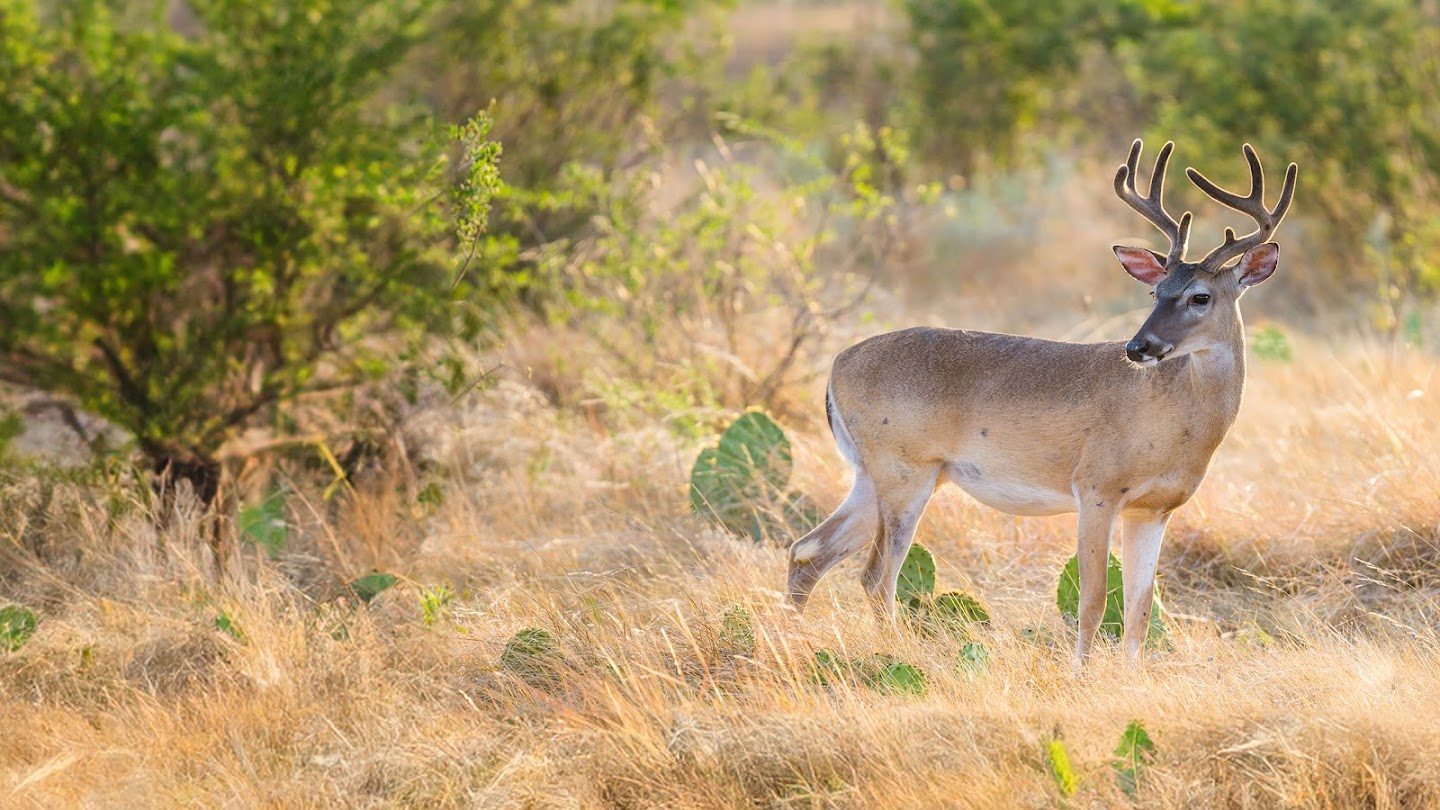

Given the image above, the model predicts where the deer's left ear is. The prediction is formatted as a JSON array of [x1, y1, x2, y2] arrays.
[[1114, 246, 1169, 285], [1236, 243, 1279, 287]]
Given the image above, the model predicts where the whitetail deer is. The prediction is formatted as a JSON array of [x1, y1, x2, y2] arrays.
[[787, 140, 1296, 665]]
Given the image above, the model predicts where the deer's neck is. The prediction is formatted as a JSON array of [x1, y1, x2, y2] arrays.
[[1169, 321, 1247, 436]]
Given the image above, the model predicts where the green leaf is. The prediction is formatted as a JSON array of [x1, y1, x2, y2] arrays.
[[1113, 720, 1157, 795], [1047, 737, 1078, 798], [349, 571, 398, 604], [214, 610, 243, 641], [419, 584, 454, 628], [237, 491, 287, 558], [896, 543, 937, 606], [0, 606, 38, 652]]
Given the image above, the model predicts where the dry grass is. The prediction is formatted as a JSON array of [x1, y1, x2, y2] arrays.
[[4, 132, 1440, 807], [3, 322, 1440, 808]]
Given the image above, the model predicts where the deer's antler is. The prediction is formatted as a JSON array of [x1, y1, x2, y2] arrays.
[[1187, 144, 1298, 273], [1114, 139, 1193, 268]]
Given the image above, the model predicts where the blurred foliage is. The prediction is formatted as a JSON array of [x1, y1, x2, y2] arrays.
[[0, 0, 499, 494], [5, 0, 1440, 500], [897, 0, 1440, 299], [1129, 0, 1440, 298], [901, 0, 1184, 174]]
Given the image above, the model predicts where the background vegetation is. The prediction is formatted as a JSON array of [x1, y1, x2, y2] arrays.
[[2, 0, 1440, 806]]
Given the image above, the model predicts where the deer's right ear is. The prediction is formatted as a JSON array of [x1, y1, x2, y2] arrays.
[[1113, 246, 1169, 285]]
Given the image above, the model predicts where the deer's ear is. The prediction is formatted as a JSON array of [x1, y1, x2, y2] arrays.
[[1113, 246, 1168, 285], [1236, 242, 1279, 287]]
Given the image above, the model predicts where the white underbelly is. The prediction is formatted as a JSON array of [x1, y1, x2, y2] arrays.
[[944, 461, 1074, 517]]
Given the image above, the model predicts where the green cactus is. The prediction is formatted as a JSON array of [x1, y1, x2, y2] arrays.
[[860, 654, 928, 696], [933, 591, 990, 625], [348, 571, 398, 605], [500, 627, 561, 684], [895, 543, 937, 609], [689, 412, 796, 542], [1056, 554, 1168, 642], [894, 544, 989, 637], [957, 641, 989, 674], [719, 605, 755, 652]]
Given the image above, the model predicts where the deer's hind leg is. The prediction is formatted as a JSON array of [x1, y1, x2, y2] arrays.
[[786, 471, 880, 609], [861, 462, 943, 620]]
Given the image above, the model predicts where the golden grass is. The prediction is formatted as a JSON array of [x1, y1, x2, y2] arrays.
[[3, 319, 1440, 808]]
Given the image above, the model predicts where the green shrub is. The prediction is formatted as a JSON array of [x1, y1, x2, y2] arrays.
[[0, 0, 502, 499]]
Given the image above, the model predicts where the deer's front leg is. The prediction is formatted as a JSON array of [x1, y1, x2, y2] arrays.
[[1120, 510, 1170, 665], [1074, 497, 1120, 666]]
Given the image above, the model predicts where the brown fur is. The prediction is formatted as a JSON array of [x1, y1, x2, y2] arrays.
[[787, 256, 1267, 667]]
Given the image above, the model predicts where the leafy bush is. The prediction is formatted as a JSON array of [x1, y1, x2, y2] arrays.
[[1127, 0, 1440, 297], [1056, 553, 1168, 643], [0, 0, 502, 500], [509, 119, 915, 424], [901, 0, 1175, 173]]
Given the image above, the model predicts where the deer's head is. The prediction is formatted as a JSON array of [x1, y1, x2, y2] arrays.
[[1111, 140, 1297, 366]]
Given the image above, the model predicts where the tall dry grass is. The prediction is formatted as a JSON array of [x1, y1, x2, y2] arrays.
[[4, 150, 1440, 808], [4, 325, 1440, 808]]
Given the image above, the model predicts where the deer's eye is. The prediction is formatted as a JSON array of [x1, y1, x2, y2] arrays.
[[1191, 293, 1211, 306]]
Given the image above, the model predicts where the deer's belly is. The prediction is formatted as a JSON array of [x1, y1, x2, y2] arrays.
[[944, 461, 1075, 517]]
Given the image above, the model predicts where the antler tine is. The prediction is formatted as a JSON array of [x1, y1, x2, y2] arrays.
[[1187, 144, 1299, 272], [1113, 139, 1191, 267]]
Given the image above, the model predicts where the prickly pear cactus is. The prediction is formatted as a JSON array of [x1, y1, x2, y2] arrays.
[[500, 627, 562, 685], [895, 544, 937, 609], [1057, 554, 1168, 642], [933, 591, 990, 625], [689, 412, 797, 542]]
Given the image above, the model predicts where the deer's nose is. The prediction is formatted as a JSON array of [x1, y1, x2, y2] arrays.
[[1125, 339, 1149, 363]]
